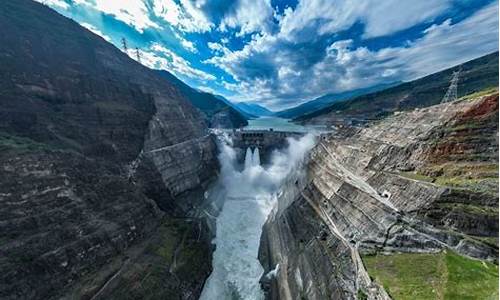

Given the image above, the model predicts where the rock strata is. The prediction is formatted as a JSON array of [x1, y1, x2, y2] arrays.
[[0, 1, 218, 299], [260, 93, 498, 299]]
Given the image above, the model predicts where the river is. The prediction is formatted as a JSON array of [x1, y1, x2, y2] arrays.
[[243, 116, 327, 132], [199, 133, 316, 300]]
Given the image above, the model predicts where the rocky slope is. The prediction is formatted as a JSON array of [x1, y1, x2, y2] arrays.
[[157, 70, 248, 128], [0, 1, 218, 299], [259, 91, 498, 299]]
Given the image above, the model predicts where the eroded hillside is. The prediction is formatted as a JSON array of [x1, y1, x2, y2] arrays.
[[259, 91, 499, 299], [0, 1, 218, 299]]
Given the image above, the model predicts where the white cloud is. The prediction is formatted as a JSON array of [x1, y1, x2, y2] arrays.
[[207, 42, 231, 55], [173, 32, 198, 53], [152, 0, 274, 35], [218, 0, 275, 35], [360, 0, 451, 38], [198, 85, 219, 95], [35, 0, 69, 9], [278, 0, 452, 41], [74, 0, 159, 32], [206, 2, 499, 109], [37, 0, 499, 110], [152, 0, 213, 32], [143, 43, 216, 81], [80, 22, 112, 42]]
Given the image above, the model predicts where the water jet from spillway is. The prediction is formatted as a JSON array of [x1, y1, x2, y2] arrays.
[[244, 147, 253, 170], [252, 147, 260, 166]]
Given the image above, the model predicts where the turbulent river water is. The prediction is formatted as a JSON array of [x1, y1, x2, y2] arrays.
[[199, 133, 316, 300]]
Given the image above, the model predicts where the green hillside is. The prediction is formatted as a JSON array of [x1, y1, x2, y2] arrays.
[[297, 52, 499, 123]]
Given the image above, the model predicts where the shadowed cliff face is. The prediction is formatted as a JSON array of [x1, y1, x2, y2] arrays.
[[0, 1, 218, 299], [259, 92, 498, 299]]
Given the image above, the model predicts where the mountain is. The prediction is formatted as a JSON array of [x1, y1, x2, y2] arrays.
[[260, 90, 499, 299], [214, 95, 257, 119], [297, 52, 499, 124], [0, 1, 217, 298], [234, 102, 274, 117], [156, 70, 248, 128], [275, 82, 399, 119]]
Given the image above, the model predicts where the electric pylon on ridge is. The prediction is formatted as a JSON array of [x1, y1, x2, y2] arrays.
[[441, 68, 461, 103]]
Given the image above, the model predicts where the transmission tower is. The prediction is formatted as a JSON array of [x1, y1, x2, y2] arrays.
[[441, 68, 461, 103], [121, 37, 128, 53], [135, 47, 141, 63]]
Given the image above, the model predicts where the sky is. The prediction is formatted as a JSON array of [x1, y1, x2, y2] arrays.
[[36, 0, 499, 110]]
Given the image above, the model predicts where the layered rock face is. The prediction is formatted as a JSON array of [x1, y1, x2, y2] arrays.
[[259, 93, 498, 299], [0, 1, 217, 299]]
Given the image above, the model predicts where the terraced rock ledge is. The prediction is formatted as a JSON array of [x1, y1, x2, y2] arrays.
[[259, 91, 499, 299]]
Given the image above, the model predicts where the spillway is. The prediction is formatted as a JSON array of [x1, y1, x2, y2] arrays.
[[200, 133, 316, 300]]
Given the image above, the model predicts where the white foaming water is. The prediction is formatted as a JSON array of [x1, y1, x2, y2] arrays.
[[252, 147, 260, 166], [244, 147, 253, 170], [200, 133, 316, 300]]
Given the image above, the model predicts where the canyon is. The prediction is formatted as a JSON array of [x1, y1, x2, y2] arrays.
[[0, 1, 498, 300], [259, 91, 498, 299]]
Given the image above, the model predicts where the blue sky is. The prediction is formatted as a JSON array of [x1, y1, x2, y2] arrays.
[[37, 0, 498, 110]]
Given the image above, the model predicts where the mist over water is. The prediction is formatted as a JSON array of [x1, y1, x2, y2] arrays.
[[200, 133, 316, 300]]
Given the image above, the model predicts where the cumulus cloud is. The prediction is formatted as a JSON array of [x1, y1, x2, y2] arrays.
[[315, 2, 499, 87], [278, 0, 452, 41], [217, 0, 275, 35], [152, 0, 275, 35], [140, 43, 216, 81], [173, 31, 198, 53], [152, 0, 213, 32], [74, 0, 159, 32], [206, 2, 499, 109], [81, 22, 112, 41], [35, 0, 69, 9], [207, 42, 231, 55], [39, 0, 499, 110]]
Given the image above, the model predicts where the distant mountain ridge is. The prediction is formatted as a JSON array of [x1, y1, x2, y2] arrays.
[[214, 95, 257, 119], [156, 70, 248, 128], [275, 82, 400, 119], [234, 102, 274, 117], [297, 52, 499, 124]]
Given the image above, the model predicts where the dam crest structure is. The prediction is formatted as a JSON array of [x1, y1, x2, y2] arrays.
[[217, 128, 306, 163]]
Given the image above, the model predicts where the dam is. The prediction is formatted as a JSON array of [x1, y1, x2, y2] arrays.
[[200, 132, 317, 300], [227, 129, 305, 163]]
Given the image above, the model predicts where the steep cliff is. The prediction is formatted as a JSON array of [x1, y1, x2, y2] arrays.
[[0, 1, 218, 299], [260, 91, 498, 299]]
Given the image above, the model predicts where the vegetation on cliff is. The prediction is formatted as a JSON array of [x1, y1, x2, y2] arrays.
[[363, 251, 499, 300]]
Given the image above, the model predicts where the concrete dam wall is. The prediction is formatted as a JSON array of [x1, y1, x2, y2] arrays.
[[227, 130, 305, 164]]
